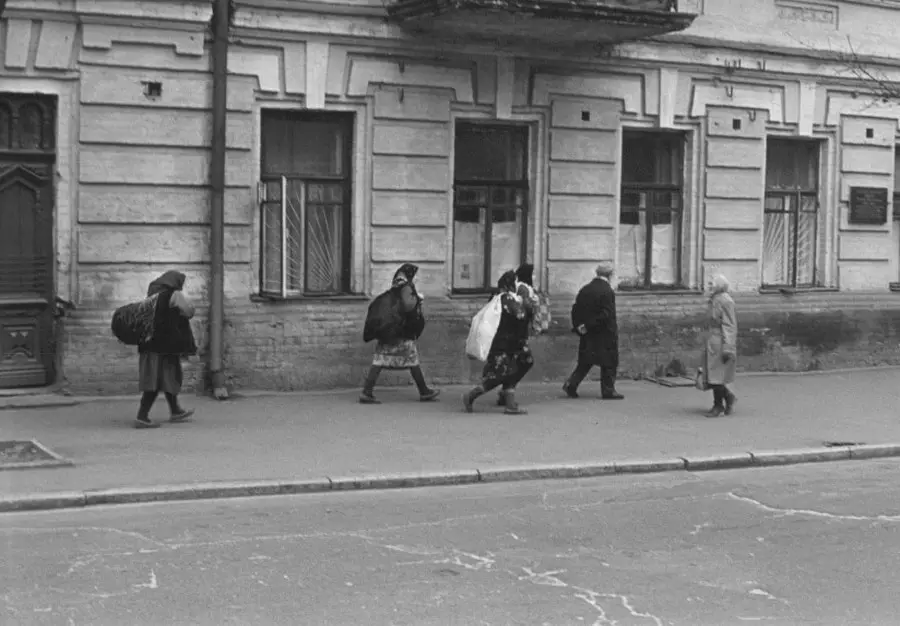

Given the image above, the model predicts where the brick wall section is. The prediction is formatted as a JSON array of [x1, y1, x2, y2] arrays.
[[60, 292, 900, 395]]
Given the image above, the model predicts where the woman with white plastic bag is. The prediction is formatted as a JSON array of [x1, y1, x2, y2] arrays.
[[463, 270, 536, 415], [465, 293, 503, 362]]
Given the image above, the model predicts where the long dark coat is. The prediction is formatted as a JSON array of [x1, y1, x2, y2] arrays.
[[571, 277, 619, 368]]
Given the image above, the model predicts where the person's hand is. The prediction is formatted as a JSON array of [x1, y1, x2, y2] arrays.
[[577, 324, 588, 336], [722, 352, 735, 364]]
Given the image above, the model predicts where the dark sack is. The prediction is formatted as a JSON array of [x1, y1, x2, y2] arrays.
[[363, 290, 402, 343], [405, 301, 426, 340], [111, 293, 160, 346]]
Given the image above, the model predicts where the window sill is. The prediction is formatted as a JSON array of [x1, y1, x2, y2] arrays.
[[250, 293, 370, 303], [616, 287, 701, 296], [758, 287, 839, 295], [448, 291, 497, 300], [889, 283, 900, 293]]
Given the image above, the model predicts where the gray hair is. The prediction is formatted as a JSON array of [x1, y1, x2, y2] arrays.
[[595, 262, 615, 278], [710, 273, 731, 293]]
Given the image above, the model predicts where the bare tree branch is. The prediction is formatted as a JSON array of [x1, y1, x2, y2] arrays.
[[835, 35, 900, 102]]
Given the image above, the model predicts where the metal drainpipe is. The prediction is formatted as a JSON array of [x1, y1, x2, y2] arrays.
[[209, 0, 229, 400]]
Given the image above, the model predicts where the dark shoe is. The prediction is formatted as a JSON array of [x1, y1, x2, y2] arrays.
[[359, 392, 381, 405], [724, 392, 737, 416], [419, 388, 441, 402], [497, 390, 508, 406], [562, 382, 579, 399], [169, 408, 194, 423], [462, 387, 484, 413], [602, 392, 625, 400], [134, 417, 160, 429], [705, 405, 725, 418], [502, 391, 528, 415]]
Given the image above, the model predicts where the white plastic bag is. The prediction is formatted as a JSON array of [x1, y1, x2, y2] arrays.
[[465, 294, 503, 362]]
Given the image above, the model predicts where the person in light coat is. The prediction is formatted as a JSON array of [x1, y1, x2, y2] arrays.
[[702, 274, 738, 417]]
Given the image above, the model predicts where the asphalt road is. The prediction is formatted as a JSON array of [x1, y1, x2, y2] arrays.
[[3, 460, 900, 626]]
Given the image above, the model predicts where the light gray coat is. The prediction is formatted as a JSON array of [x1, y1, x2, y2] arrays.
[[702, 291, 737, 386]]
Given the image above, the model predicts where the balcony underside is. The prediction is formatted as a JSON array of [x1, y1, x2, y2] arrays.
[[387, 0, 697, 46]]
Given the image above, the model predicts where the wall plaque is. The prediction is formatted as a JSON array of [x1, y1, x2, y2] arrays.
[[849, 186, 888, 225]]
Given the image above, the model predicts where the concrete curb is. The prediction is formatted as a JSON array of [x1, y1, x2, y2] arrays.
[[2, 444, 900, 515]]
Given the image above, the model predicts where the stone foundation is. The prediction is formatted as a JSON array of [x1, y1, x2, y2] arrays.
[[59, 292, 900, 395]]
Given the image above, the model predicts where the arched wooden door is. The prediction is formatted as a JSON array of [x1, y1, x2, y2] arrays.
[[0, 94, 56, 388]]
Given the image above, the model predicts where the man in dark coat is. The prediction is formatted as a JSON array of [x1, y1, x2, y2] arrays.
[[563, 263, 624, 400]]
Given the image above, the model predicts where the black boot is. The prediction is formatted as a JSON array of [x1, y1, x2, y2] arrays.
[[360, 366, 382, 404], [562, 381, 579, 399], [497, 389, 509, 406], [724, 388, 738, 416], [502, 390, 528, 415], [135, 392, 161, 429], [705, 386, 725, 418], [410, 366, 440, 402], [463, 386, 485, 413]]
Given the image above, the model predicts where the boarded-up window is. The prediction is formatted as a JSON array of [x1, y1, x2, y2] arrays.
[[618, 131, 685, 290], [763, 138, 820, 288], [452, 123, 529, 291], [258, 111, 353, 296]]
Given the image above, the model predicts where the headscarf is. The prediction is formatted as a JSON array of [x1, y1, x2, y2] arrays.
[[710, 273, 731, 295], [147, 270, 186, 297], [498, 270, 518, 293], [391, 263, 419, 290], [515, 264, 534, 287]]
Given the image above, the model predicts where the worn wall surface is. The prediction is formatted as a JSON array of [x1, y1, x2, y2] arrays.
[[4, 0, 900, 393]]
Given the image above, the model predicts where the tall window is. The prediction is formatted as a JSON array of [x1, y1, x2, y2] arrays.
[[452, 123, 528, 291], [892, 146, 900, 284], [763, 139, 819, 288], [258, 111, 353, 296], [618, 131, 684, 289]]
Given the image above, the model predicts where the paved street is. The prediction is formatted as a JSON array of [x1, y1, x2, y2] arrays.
[[4, 460, 900, 625]]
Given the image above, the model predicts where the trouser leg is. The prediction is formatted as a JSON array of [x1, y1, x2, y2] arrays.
[[137, 391, 157, 421], [600, 367, 617, 396]]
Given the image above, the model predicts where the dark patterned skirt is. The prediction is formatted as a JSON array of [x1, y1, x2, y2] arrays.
[[481, 346, 534, 387], [373, 339, 420, 370], [138, 353, 184, 394]]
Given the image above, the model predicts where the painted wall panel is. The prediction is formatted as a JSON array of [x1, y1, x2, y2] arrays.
[[706, 137, 763, 169], [533, 72, 644, 113], [550, 98, 621, 130], [78, 226, 252, 263], [838, 261, 892, 290], [77, 265, 252, 306], [707, 107, 768, 138], [373, 87, 451, 122], [548, 228, 615, 261], [79, 147, 251, 186], [79, 186, 251, 225], [34, 21, 77, 69], [549, 163, 616, 195], [547, 261, 612, 295], [372, 123, 450, 157], [370, 227, 447, 262], [840, 145, 893, 175], [839, 173, 892, 202], [841, 116, 897, 147], [550, 129, 617, 163], [371, 191, 447, 226], [704, 199, 763, 230], [703, 230, 760, 261], [347, 58, 475, 101], [548, 195, 617, 228], [370, 263, 445, 297], [80, 106, 252, 149], [839, 231, 893, 261], [705, 168, 764, 199], [79, 44, 209, 71], [700, 261, 760, 292], [372, 156, 450, 192]]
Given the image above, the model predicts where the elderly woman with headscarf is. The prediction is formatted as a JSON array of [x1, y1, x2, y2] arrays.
[[702, 273, 738, 417], [463, 269, 536, 415], [135, 270, 198, 428], [360, 263, 440, 404]]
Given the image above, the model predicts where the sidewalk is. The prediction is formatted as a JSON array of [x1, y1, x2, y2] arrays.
[[2, 368, 899, 509]]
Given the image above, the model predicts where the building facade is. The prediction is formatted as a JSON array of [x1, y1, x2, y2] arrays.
[[3, 0, 900, 394]]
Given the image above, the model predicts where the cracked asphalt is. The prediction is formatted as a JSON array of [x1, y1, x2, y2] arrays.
[[3, 460, 900, 625]]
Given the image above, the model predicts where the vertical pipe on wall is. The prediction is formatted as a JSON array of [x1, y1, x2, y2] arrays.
[[209, 0, 229, 399]]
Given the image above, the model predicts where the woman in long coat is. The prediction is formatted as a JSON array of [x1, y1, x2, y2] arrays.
[[135, 270, 197, 428], [702, 274, 738, 417], [463, 270, 535, 415], [360, 263, 440, 404]]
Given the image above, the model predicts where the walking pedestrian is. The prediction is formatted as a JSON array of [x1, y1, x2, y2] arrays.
[[702, 274, 738, 417], [135, 270, 197, 429], [463, 270, 535, 415], [360, 263, 440, 404], [562, 262, 623, 400], [495, 263, 540, 407]]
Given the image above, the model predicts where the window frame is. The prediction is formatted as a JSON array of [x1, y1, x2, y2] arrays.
[[451, 121, 530, 294], [618, 129, 687, 291], [762, 137, 821, 289], [257, 110, 354, 298]]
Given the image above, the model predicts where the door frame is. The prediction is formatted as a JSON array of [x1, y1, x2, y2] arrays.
[[1, 79, 78, 385]]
